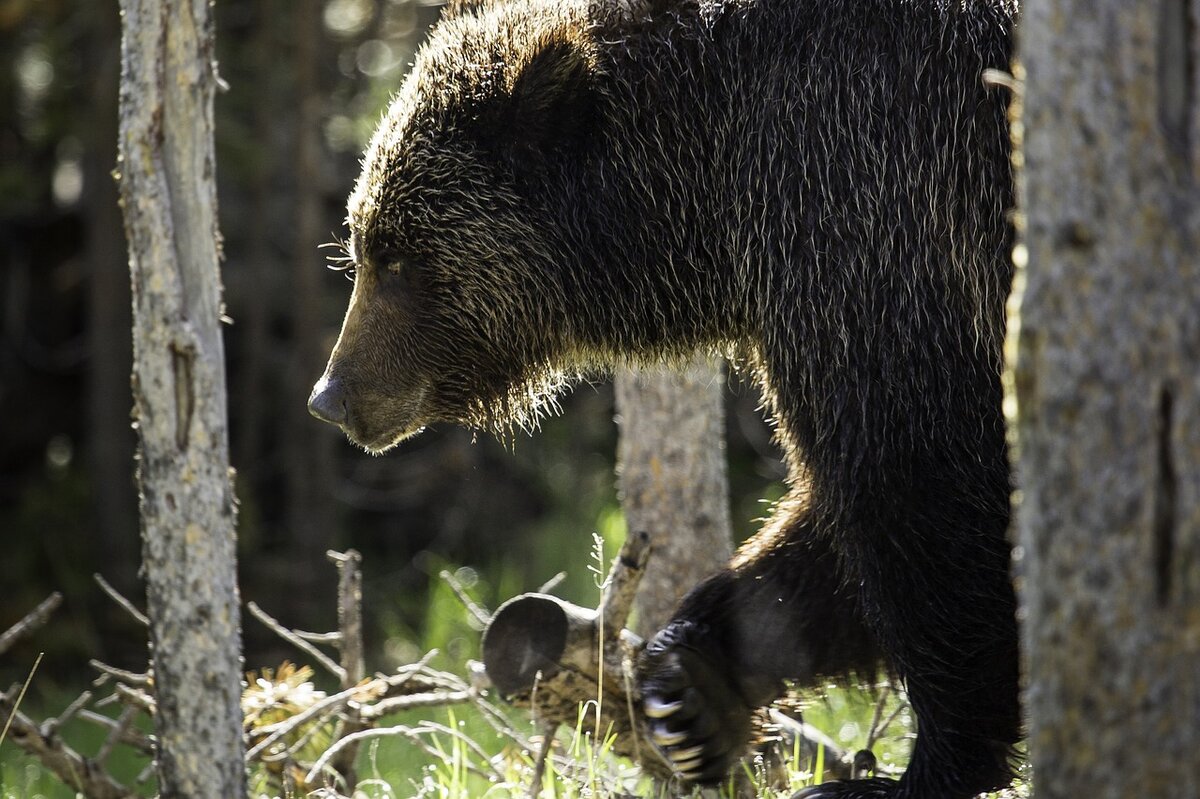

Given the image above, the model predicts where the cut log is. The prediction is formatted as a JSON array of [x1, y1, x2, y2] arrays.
[[480, 531, 675, 776]]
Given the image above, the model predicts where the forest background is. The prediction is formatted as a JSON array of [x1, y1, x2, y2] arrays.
[[6, 1, 1200, 797], [0, 0, 787, 708]]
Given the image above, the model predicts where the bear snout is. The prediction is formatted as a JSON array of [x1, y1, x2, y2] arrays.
[[308, 376, 349, 427]]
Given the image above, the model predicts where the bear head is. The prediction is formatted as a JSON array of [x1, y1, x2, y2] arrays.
[[309, 1, 599, 453]]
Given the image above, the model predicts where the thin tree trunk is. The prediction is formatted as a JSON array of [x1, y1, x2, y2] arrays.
[[1012, 2, 1200, 796], [116, 0, 246, 796], [615, 356, 733, 636]]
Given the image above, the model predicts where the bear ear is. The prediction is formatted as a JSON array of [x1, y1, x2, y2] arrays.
[[494, 37, 595, 171]]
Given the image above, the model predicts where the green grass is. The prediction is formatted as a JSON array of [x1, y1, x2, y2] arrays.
[[303, 680, 913, 799], [2, 541, 1028, 799], [357, 694, 906, 799], [2, 673, 1028, 799]]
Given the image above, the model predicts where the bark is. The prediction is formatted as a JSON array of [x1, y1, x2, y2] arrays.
[[116, 0, 246, 796], [1011, 2, 1200, 796], [615, 356, 733, 637]]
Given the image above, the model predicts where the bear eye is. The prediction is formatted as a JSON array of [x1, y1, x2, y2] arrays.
[[370, 246, 405, 275]]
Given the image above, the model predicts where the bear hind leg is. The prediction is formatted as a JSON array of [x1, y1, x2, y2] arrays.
[[823, 525, 1021, 799]]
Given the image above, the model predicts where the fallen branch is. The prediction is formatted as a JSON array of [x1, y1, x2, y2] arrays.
[[4, 558, 527, 799], [477, 531, 874, 788]]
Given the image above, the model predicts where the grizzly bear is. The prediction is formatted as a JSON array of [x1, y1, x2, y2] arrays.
[[308, 0, 1020, 796]]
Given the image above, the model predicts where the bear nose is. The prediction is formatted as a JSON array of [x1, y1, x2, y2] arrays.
[[308, 377, 348, 426]]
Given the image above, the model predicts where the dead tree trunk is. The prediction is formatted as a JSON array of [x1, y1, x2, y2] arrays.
[[615, 356, 733, 636], [117, 0, 246, 796], [1012, 2, 1200, 796]]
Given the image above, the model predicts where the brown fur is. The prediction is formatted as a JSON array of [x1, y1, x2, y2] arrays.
[[311, 1, 1021, 795]]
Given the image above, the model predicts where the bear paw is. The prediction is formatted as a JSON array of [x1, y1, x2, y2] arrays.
[[790, 777, 899, 799], [638, 621, 755, 784]]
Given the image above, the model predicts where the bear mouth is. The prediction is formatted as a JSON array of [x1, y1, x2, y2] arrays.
[[341, 384, 432, 454], [351, 421, 428, 455]]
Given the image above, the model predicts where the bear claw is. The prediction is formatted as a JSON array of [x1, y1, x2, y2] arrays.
[[638, 623, 755, 785], [644, 697, 683, 718], [668, 744, 706, 763], [650, 726, 688, 747]]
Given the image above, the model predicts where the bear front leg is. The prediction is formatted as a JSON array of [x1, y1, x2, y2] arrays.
[[638, 615, 765, 783], [638, 521, 880, 784]]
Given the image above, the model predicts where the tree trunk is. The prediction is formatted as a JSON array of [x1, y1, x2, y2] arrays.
[[1012, 3, 1200, 796], [116, 1, 246, 796], [615, 356, 733, 637]]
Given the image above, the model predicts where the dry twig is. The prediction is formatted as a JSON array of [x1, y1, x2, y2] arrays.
[[305, 721, 503, 787], [245, 681, 363, 761], [869, 696, 907, 751], [94, 573, 149, 627], [0, 593, 62, 656], [79, 709, 155, 755], [248, 600, 346, 682], [89, 659, 151, 688], [40, 689, 92, 737], [528, 720, 558, 799], [440, 567, 492, 627], [111, 683, 156, 714], [95, 705, 141, 767]]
